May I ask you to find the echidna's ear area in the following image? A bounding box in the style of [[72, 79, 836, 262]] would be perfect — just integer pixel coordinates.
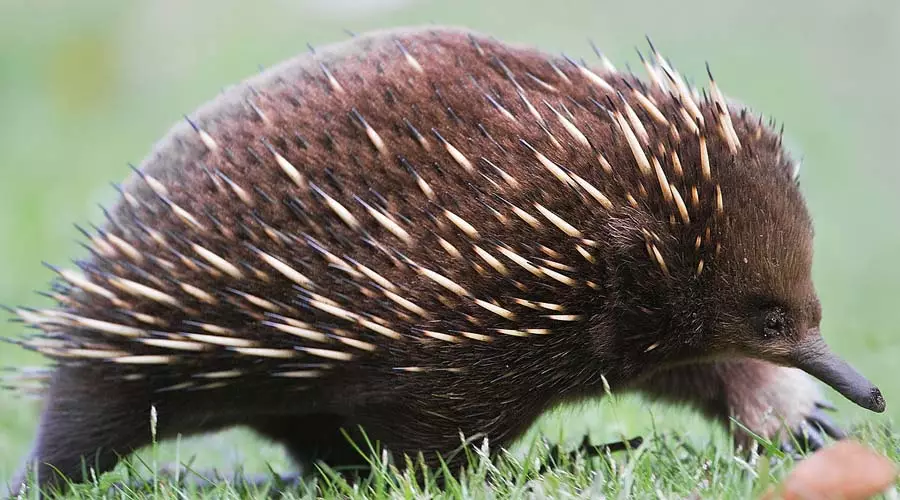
[[11, 26, 805, 392], [703, 104, 814, 313]]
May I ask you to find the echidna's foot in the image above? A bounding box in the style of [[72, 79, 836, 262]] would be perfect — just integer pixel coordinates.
[[780, 401, 846, 455], [634, 359, 849, 456], [248, 414, 372, 484], [542, 435, 643, 472], [728, 365, 849, 455]]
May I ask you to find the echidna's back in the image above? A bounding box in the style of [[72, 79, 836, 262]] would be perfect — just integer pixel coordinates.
[[22, 26, 794, 397]]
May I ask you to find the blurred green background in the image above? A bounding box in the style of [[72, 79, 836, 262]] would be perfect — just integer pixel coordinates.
[[0, 0, 897, 485]]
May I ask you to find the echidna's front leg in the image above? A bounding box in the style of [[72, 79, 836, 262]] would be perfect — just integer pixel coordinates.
[[634, 359, 844, 453]]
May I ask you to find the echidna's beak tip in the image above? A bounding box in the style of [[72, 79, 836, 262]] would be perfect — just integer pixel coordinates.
[[869, 387, 887, 413], [792, 334, 886, 413]]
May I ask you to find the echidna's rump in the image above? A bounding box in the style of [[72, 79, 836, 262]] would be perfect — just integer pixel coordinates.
[[8, 26, 884, 494]]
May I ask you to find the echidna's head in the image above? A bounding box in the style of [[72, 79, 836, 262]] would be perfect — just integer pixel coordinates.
[[667, 121, 885, 413], [560, 51, 885, 413], [592, 79, 883, 412]]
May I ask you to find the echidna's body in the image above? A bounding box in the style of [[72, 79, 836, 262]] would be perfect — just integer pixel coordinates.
[[8, 27, 884, 494]]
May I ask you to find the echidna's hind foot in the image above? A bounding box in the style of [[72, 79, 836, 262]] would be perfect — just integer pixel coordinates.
[[541, 435, 644, 473], [635, 359, 844, 454], [250, 414, 372, 481], [9, 366, 155, 497]]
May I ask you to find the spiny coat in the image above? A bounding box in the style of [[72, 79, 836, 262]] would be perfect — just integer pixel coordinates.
[[8, 26, 884, 494]]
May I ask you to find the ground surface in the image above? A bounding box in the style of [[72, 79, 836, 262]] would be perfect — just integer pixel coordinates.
[[0, 0, 898, 498]]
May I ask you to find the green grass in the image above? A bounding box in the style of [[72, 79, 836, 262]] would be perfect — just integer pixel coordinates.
[[1, 0, 899, 497], [13, 422, 900, 499]]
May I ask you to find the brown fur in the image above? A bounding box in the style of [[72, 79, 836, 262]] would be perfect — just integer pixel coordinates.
[[8, 27, 881, 494]]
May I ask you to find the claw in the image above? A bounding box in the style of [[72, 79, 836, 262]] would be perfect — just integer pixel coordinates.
[[594, 436, 644, 454], [807, 407, 846, 440], [780, 438, 798, 457], [793, 421, 826, 452], [814, 399, 838, 412]]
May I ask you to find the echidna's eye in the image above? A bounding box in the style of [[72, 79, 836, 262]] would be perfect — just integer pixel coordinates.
[[763, 309, 787, 337]]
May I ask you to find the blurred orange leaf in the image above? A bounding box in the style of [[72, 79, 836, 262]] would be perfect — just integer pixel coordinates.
[[762, 440, 897, 500]]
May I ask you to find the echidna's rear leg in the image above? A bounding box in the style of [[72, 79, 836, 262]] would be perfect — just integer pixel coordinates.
[[251, 414, 370, 478], [634, 359, 844, 452], [10, 366, 156, 496]]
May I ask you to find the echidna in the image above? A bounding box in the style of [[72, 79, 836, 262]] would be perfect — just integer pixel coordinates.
[[6, 26, 885, 494]]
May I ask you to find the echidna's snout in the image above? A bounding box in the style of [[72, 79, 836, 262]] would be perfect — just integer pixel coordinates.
[[791, 332, 885, 413]]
